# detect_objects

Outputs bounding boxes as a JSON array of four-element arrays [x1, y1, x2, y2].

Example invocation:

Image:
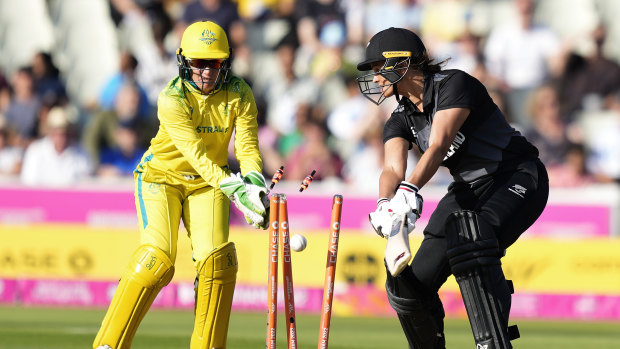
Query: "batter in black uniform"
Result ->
[[357, 27, 549, 349]]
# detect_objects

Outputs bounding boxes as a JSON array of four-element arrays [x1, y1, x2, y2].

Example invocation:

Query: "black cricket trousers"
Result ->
[[410, 158, 549, 297]]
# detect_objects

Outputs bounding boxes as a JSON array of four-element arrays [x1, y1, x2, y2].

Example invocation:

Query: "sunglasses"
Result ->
[[187, 59, 223, 69]]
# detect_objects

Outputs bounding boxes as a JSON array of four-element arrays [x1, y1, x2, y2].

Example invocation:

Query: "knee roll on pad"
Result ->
[[385, 266, 445, 349], [446, 210, 518, 349], [191, 242, 238, 349], [93, 245, 175, 349]]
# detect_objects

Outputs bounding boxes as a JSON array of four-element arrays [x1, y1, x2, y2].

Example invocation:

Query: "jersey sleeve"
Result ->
[[436, 71, 475, 111], [233, 83, 263, 176], [157, 95, 228, 187], [383, 113, 414, 149]]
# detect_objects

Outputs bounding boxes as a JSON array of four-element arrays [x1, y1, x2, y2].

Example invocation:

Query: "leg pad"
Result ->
[[385, 266, 445, 349], [190, 242, 238, 349], [446, 211, 516, 349], [93, 245, 174, 349]]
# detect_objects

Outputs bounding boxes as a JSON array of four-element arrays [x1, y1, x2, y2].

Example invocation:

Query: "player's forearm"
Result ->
[[406, 145, 446, 189], [234, 144, 263, 176], [234, 112, 262, 175], [379, 169, 404, 199]]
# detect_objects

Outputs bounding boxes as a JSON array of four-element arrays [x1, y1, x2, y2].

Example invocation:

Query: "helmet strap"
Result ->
[[394, 83, 401, 103]]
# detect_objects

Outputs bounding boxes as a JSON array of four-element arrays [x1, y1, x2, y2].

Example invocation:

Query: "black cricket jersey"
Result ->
[[383, 69, 539, 182]]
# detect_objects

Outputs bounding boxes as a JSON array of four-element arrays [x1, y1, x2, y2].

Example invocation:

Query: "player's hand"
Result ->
[[387, 181, 423, 233], [242, 171, 270, 228], [369, 198, 394, 238], [219, 172, 268, 229]]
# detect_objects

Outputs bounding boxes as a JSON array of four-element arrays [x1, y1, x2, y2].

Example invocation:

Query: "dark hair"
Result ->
[[413, 52, 448, 74], [35, 52, 60, 77]]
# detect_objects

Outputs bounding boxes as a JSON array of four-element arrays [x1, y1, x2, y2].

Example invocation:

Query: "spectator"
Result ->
[[0, 114, 23, 176], [585, 90, 620, 183], [294, 0, 346, 40], [522, 84, 578, 168], [20, 106, 92, 186], [254, 101, 283, 180], [547, 143, 594, 187], [110, 0, 178, 106], [285, 116, 342, 181], [310, 20, 349, 113], [31, 51, 68, 108], [293, 0, 346, 79], [83, 82, 155, 168], [0, 73, 9, 112], [341, 117, 384, 192], [439, 30, 486, 80], [261, 31, 319, 140], [98, 51, 152, 116], [558, 24, 620, 120], [363, 0, 419, 43], [326, 72, 374, 158], [278, 102, 313, 160], [484, 0, 563, 126], [180, 0, 241, 34], [5, 67, 41, 145], [97, 119, 146, 177]]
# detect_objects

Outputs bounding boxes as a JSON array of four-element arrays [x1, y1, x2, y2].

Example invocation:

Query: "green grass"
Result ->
[[1, 306, 619, 348]]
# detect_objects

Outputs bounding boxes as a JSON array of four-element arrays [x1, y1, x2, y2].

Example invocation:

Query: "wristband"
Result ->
[[377, 198, 389, 207], [397, 181, 419, 193]]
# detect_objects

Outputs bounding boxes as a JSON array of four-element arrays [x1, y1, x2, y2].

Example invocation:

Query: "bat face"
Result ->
[[385, 218, 412, 276]]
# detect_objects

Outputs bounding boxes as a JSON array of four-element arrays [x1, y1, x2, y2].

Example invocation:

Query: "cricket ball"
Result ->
[[290, 234, 307, 252]]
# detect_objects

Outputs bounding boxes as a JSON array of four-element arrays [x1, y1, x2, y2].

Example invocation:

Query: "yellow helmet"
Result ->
[[179, 21, 230, 60], [177, 21, 231, 92]]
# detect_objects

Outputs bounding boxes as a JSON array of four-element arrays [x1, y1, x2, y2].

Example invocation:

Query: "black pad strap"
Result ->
[[507, 279, 514, 294], [508, 325, 520, 340]]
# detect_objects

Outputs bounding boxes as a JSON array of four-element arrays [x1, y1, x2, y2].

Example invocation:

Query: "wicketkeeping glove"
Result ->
[[386, 181, 423, 234], [243, 171, 270, 223], [219, 172, 269, 229]]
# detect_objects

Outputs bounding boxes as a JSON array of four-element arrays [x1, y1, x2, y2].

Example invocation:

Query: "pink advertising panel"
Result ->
[[0, 279, 17, 304], [0, 186, 612, 237], [6, 279, 620, 320]]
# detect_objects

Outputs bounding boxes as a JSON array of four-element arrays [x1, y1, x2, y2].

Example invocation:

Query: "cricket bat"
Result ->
[[385, 217, 412, 276]]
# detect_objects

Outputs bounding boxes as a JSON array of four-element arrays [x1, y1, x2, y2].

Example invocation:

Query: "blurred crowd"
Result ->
[[1, 0, 620, 193]]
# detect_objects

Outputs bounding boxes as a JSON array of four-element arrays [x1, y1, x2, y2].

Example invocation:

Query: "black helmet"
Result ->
[[356, 27, 426, 105]]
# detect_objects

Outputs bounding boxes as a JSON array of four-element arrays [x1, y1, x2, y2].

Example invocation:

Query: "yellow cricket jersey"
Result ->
[[135, 76, 262, 188]]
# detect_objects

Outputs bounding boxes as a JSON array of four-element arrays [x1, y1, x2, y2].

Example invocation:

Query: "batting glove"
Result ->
[[386, 181, 423, 234], [220, 172, 269, 229], [369, 198, 395, 238]]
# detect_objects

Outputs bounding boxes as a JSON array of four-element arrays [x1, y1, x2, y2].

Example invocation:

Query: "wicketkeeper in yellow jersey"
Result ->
[[94, 21, 270, 349]]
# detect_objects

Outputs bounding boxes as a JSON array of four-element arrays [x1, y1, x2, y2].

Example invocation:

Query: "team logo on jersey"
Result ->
[[230, 81, 241, 93], [508, 184, 527, 198], [147, 182, 161, 195], [199, 29, 217, 45], [221, 104, 230, 118]]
